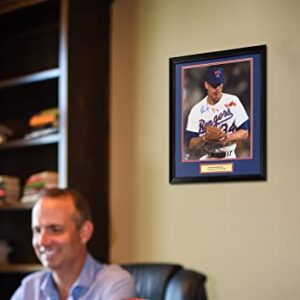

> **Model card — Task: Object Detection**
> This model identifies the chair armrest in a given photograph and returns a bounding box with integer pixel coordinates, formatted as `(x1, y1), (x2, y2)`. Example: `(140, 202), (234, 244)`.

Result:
(122, 263), (182, 299)
(165, 269), (208, 300)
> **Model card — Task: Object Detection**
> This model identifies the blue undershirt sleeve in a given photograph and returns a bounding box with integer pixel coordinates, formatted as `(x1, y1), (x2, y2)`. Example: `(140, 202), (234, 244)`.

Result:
(185, 130), (199, 145)
(237, 120), (249, 131)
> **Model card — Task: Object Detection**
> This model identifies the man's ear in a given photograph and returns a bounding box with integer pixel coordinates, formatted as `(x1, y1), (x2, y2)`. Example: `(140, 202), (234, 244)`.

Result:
(79, 220), (94, 244)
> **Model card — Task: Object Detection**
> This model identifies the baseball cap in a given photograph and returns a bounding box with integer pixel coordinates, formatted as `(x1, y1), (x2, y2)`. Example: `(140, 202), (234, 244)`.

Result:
(206, 66), (224, 87)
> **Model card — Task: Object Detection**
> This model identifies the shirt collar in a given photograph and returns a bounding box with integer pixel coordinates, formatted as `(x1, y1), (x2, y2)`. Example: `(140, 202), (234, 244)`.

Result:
(41, 253), (103, 299)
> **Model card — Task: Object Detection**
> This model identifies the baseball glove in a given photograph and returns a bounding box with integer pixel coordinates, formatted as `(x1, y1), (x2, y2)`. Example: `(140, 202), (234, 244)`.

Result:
(204, 125), (225, 145)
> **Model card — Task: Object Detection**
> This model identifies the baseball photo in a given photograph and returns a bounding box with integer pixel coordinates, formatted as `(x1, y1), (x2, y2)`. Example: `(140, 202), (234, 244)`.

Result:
(183, 61), (251, 161)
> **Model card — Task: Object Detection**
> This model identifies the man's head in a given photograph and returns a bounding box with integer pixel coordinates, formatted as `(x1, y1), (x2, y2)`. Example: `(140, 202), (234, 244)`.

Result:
(205, 66), (224, 104)
(205, 66), (224, 88)
(31, 188), (94, 272)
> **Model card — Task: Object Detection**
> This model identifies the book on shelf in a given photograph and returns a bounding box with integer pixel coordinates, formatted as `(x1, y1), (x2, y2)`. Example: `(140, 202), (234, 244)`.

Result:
(0, 175), (20, 204)
(29, 107), (58, 128)
(21, 171), (58, 204)
(0, 125), (14, 144)
(24, 107), (59, 140)
(24, 127), (58, 140)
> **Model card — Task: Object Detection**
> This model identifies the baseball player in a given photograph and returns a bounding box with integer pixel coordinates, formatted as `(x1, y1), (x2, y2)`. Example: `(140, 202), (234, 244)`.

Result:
(185, 66), (249, 160)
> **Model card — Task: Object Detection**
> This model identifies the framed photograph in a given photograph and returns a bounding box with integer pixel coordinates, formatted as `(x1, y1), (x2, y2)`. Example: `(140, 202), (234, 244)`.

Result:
(169, 45), (266, 183)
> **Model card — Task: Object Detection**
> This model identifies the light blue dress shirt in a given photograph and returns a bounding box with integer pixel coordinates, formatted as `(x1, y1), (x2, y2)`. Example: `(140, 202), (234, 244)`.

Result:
(10, 254), (136, 300)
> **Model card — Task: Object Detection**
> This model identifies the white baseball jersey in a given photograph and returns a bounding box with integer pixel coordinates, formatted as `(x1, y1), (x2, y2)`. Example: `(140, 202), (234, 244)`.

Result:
(186, 93), (249, 156)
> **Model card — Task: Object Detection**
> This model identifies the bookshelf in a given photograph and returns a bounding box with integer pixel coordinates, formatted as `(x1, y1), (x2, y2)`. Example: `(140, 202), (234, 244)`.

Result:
(0, 0), (111, 297)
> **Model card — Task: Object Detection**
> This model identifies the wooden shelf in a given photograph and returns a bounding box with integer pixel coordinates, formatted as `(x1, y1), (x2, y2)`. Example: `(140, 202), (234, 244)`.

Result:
(0, 202), (34, 211)
(0, 133), (59, 151)
(0, 263), (43, 273)
(0, 68), (60, 90)
(0, 0), (49, 15)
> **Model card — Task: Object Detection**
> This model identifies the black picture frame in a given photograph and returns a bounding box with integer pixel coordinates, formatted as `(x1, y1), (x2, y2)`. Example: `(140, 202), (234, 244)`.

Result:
(169, 45), (267, 183)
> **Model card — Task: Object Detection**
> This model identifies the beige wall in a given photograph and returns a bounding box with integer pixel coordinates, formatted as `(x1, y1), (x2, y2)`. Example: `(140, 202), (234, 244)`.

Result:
(110, 0), (300, 299)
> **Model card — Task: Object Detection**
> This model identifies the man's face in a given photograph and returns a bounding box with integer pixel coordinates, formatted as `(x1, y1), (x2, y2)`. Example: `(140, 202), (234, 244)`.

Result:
(205, 81), (223, 104)
(32, 196), (88, 272)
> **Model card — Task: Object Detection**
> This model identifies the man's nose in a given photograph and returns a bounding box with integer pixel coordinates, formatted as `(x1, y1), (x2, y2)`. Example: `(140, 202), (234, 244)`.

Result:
(38, 230), (51, 246)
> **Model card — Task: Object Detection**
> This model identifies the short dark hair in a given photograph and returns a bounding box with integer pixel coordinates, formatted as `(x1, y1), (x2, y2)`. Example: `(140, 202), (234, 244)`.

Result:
(39, 188), (93, 228)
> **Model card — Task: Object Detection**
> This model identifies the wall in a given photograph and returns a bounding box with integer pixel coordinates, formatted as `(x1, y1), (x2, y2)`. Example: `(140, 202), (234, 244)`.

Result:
(110, 0), (300, 299)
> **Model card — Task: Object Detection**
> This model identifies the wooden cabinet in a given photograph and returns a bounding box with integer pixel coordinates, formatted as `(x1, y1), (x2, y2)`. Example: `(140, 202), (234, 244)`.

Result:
(0, 1), (111, 296)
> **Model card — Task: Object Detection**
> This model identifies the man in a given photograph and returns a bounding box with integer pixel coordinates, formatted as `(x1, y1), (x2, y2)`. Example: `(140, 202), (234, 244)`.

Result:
(11, 188), (136, 300)
(186, 66), (249, 160)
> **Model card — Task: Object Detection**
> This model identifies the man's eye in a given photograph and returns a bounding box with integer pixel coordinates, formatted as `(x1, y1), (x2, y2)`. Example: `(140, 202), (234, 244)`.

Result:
(50, 226), (64, 233)
(33, 227), (41, 234)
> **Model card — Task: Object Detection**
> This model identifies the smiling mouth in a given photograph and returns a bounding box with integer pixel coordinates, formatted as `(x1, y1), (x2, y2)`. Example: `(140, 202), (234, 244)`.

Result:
(39, 247), (56, 260)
